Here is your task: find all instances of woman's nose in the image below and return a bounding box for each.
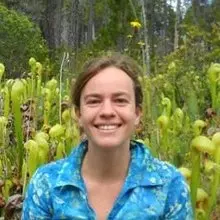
[99,100,115,118]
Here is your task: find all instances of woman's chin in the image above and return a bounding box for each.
[91,138,128,151]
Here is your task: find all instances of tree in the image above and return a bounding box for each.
[174,0,181,50]
[0,4,48,77]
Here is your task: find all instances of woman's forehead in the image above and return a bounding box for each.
[86,67,133,84]
[82,68,134,94]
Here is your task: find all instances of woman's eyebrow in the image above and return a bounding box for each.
[83,91,130,100]
[112,92,130,98]
[84,93,101,100]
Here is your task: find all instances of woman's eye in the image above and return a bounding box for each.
[115,98,128,104]
[87,100,100,105]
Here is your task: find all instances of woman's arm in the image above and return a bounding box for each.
[164,173,194,220]
[22,168,52,220]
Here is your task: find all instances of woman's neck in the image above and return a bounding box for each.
[81,143,131,183]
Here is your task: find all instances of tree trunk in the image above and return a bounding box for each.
[192,0,201,25]
[87,0,96,43]
[174,0,181,50]
[162,0,168,55]
[141,0,150,75]
[40,0,63,49]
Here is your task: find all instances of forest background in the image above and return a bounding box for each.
[1,0,220,79]
[0,0,220,219]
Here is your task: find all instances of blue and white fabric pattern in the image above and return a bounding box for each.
[22,140,194,219]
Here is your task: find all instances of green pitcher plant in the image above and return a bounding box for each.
[190,135,215,215]
[205,132,220,218]
[11,79,26,176]
[207,63,220,111]
[49,124,65,160]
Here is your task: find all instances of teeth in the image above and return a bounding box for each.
[97,125,118,130]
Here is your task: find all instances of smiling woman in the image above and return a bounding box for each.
[76,66,141,151]
[22,53,193,220]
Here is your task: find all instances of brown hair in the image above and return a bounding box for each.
[71,53,143,109]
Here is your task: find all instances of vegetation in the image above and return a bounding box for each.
[0,56,220,219]
[0,4,48,78]
[0,0,219,219]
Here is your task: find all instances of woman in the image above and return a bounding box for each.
[22,53,193,219]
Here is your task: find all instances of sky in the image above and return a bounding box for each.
[168,0,214,13]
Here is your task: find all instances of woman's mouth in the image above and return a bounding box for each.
[95,124,121,131]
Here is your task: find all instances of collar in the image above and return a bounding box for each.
[54,140,87,191]
[123,140,163,190]
[54,140,163,191]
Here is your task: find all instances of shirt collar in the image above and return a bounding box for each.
[124,140,163,190]
[54,140,163,190]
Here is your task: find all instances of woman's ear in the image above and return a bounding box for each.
[73,108,82,126]
[135,106,142,125]
[74,107,80,118]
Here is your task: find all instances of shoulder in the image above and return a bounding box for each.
[29,142,84,188]
[152,157,184,182]
[26,157,68,199]
[133,140,187,186]
[22,155,71,219]
[137,144,193,218]
[142,149,193,218]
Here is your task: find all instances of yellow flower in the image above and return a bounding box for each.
[127,34,133,38]
[130,21,142,29]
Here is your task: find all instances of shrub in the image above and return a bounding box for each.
[0,4,48,78]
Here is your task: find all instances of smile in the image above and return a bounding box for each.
[95,124,121,130]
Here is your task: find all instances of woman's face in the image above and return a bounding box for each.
[77,66,141,150]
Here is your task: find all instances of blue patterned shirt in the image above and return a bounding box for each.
[22,140,193,219]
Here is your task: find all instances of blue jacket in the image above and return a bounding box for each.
[22,140,193,219]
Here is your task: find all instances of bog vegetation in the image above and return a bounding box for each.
[0,57,220,219]
[0,1,220,219]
